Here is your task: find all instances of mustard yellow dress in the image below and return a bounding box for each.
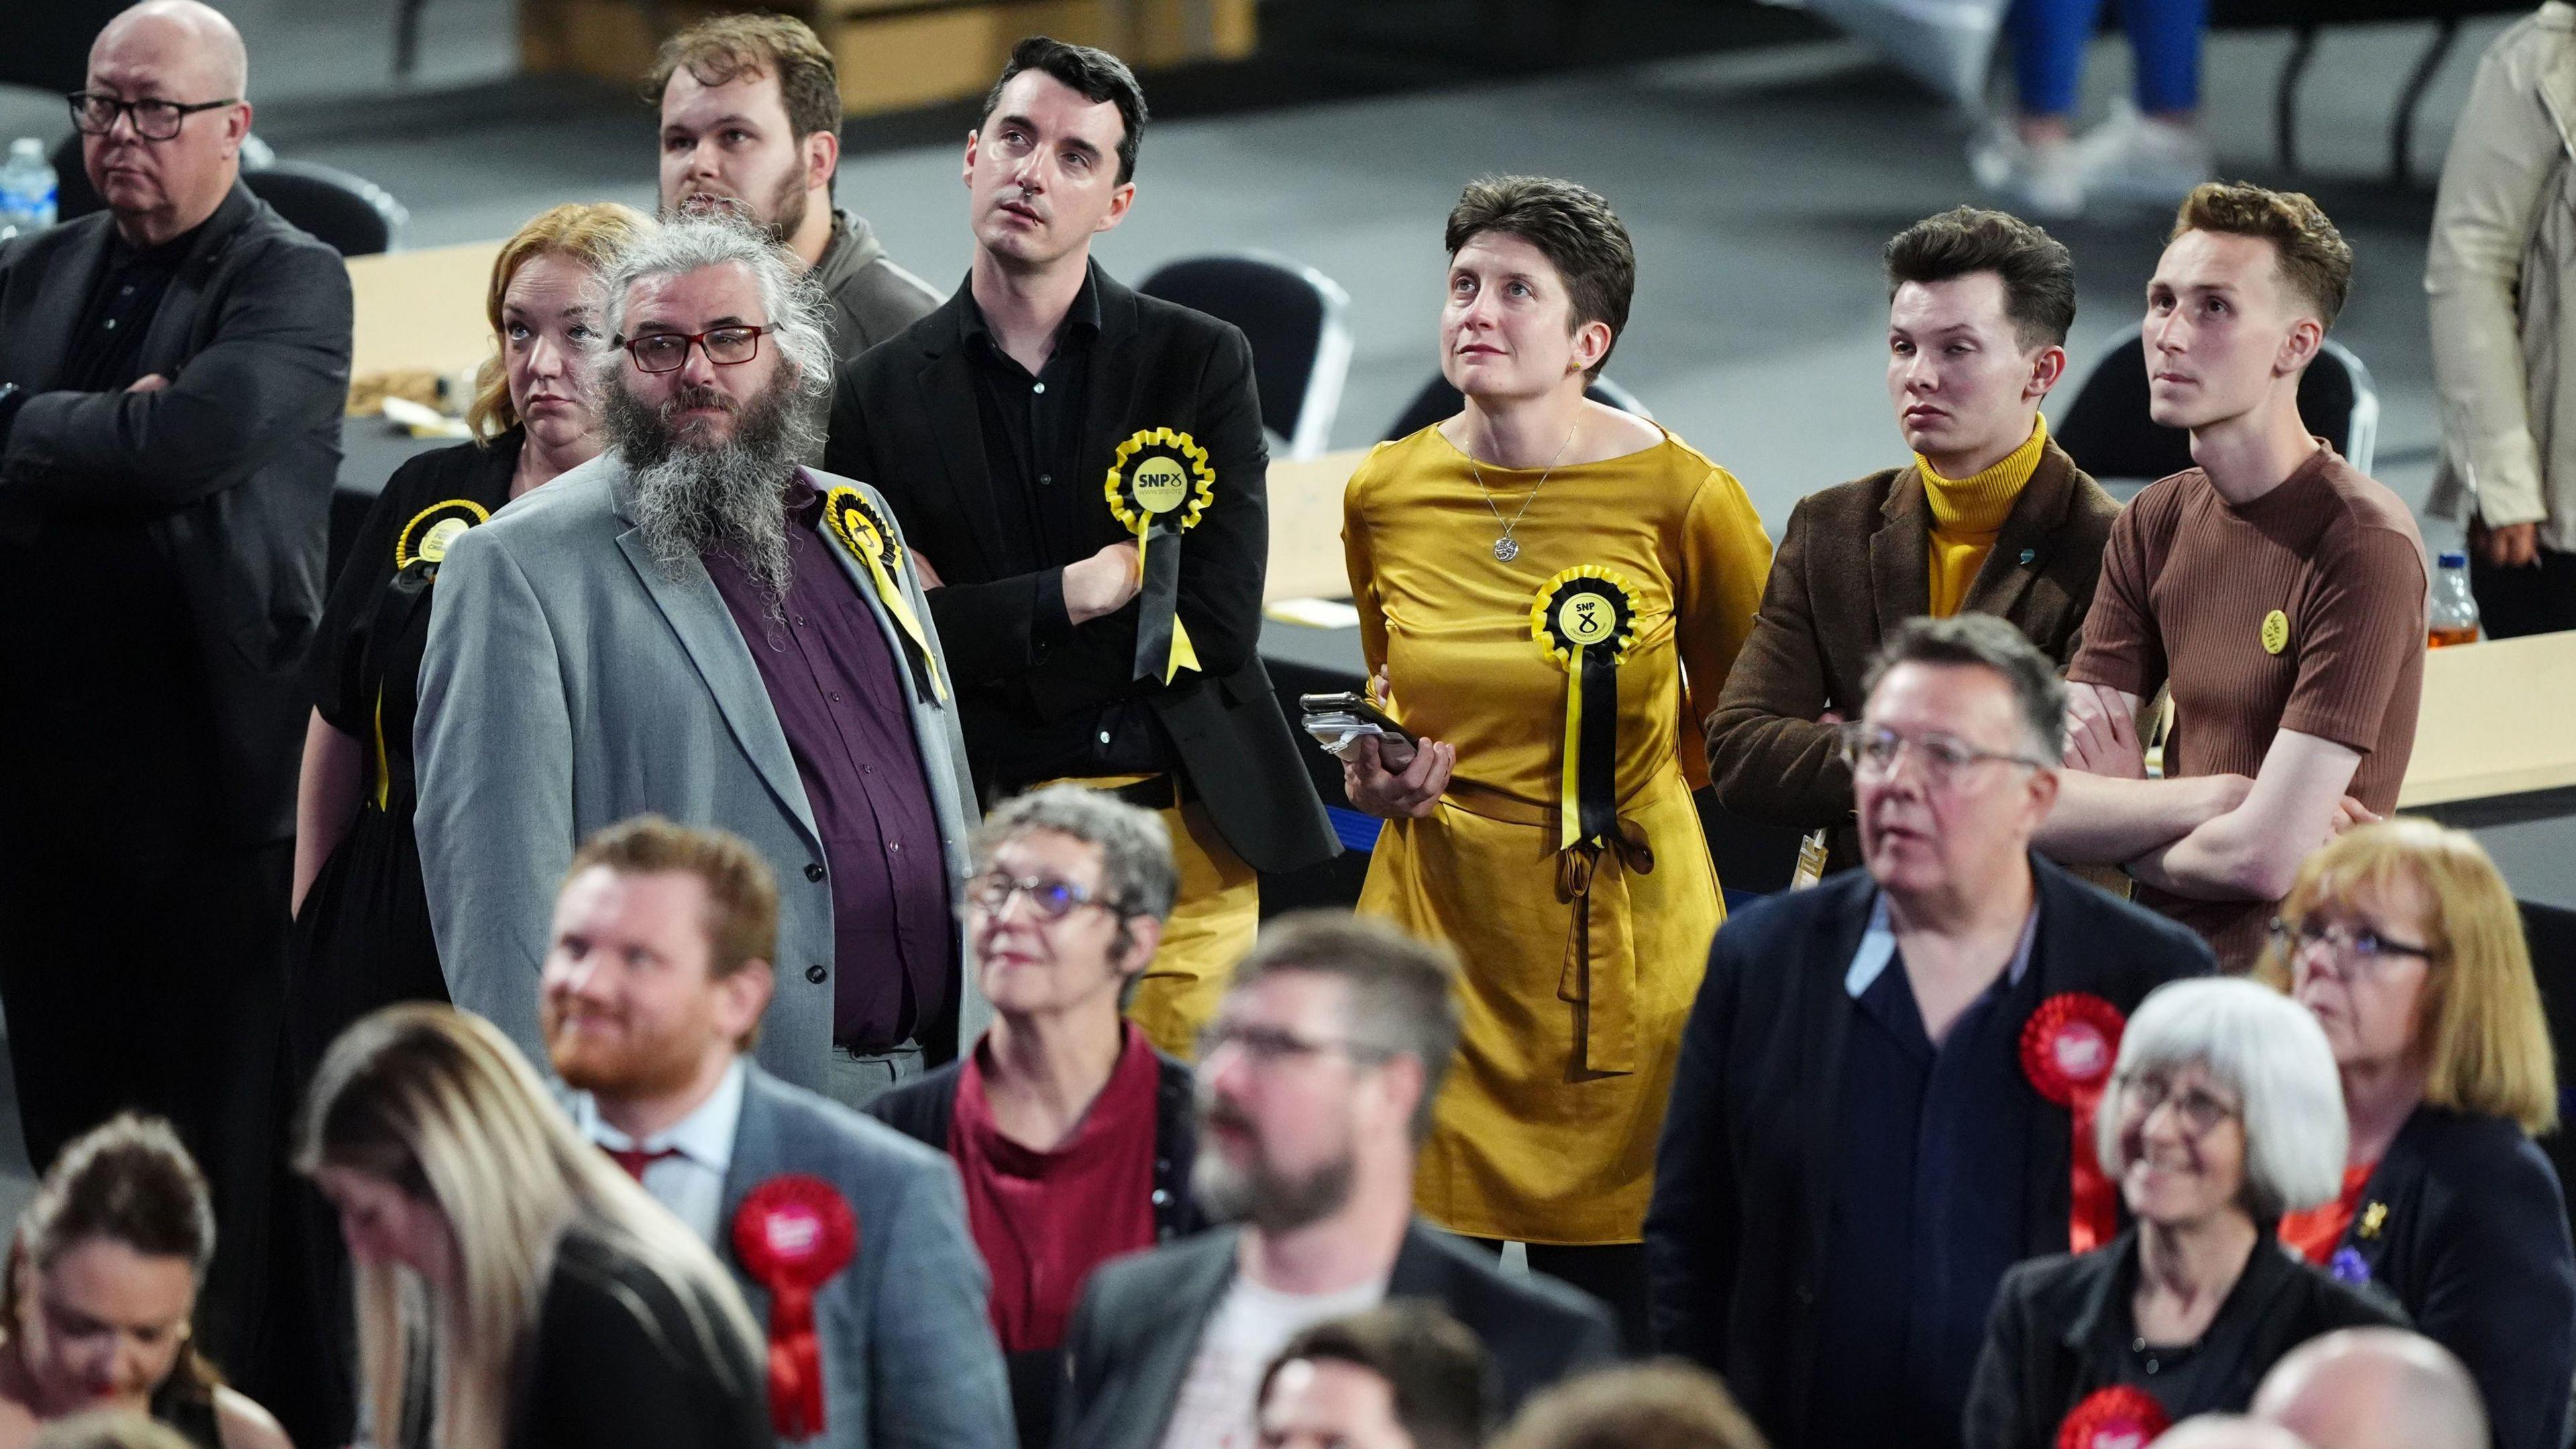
[1344,423,1772,1244]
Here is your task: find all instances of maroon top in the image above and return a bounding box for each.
[950,1022,1161,1354]
[702,476,952,1050]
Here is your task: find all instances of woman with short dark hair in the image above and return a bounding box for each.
[1339,175,1772,1340]
[0,1116,288,1449]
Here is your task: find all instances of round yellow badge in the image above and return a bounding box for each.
[1556,592,1616,646]
[417,517,471,564]
[1129,455,1190,515]
[2261,608,2290,656]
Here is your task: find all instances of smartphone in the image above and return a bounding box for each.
[1298,692,1415,747]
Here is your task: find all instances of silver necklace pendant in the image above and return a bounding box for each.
[1493,536,1520,563]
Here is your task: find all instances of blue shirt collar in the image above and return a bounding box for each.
[1845,892,2041,998]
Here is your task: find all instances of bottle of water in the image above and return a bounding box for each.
[0,139,57,243]
[2428,550,2481,648]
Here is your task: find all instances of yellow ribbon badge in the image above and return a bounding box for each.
[822,486,946,702]
[394,498,492,570]
[1105,427,1216,684]
[2261,608,2290,657]
[1531,566,1644,853]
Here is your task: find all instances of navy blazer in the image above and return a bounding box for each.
[720,1066,1016,1449]
[1645,855,2216,1448]
[2330,1106,2576,1449]
[1055,1222,1619,1449]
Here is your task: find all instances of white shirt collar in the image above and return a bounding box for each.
[573,1056,747,1176]
[1845,892,2041,998]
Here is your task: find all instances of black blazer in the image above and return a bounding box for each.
[1056,1222,1620,1449]
[867,1046,1208,1448]
[824,266,1336,875]
[0,181,352,843]
[1645,856,2216,1448]
[2328,1106,2576,1449]
[1962,1230,2406,1449]
[508,1224,769,1449]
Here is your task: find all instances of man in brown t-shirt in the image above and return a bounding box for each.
[2037,184,2427,968]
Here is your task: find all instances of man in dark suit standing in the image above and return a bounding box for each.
[1056,913,1618,1449]
[547,816,1015,1449]
[1648,615,2214,1449]
[825,38,1336,1061]
[1705,209,2116,879]
[0,0,350,1358]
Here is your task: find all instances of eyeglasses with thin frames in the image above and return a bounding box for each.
[963,869,1126,923]
[2269,916,2434,970]
[66,91,237,142]
[2117,1069,2241,1137]
[1196,1021,1395,1070]
[1837,722,2049,789]
[621,325,770,375]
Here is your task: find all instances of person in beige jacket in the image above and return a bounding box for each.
[2428,2,2576,638]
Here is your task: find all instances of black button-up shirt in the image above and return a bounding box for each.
[702,478,952,1052]
[958,275,1173,786]
[1809,900,2043,1449]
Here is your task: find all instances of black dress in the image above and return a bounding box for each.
[509,1224,771,1449]
[255,433,522,1449]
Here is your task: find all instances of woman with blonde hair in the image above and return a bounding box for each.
[2260,818,2575,1449]
[262,202,650,1448]
[0,1116,288,1449]
[296,1003,764,1449]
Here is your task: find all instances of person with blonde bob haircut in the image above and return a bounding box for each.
[1964,979,2400,1448]
[269,199,651,1449]
[2259,820,2575,1449]
[296,1002,767,1449]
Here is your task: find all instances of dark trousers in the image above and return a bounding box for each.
[1467,1238,1650,1356]
[0,839,291,1377]
[2471,547,2576,640]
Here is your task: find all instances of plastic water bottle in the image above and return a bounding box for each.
[2428,550,2481,648]
[0,139,57,243]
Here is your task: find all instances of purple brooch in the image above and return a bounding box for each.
[2328,1246,2372,1286]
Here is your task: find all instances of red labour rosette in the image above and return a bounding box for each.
[732,1175,858,1440]
[2055,1385,2171,1449]
[2022,991,2127,1253]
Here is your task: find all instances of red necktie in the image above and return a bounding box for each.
[604,1144,683,1181]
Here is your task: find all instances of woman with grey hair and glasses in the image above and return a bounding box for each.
[1964,977,2402,1449]
[867,784,1206,1447]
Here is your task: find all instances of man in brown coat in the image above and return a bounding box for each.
[1705,208,2118,875]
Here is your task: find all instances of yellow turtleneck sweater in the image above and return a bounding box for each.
[1918,417,2047,618]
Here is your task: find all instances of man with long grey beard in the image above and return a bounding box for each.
[415,213,985,1106]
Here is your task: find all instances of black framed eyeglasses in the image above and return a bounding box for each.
[620,325,769,374]
[964,869,1125,923]
[1836,722,2049,787]
[66,91,238,141]
[2269,916,2434,969]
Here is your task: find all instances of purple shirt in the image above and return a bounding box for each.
[702,478,952,1051]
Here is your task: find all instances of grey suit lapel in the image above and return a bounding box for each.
[607,471,820,848]
[1126,1232,1242,1447]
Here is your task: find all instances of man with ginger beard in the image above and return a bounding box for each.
[547,814,1012,1448]
[417,213,985,1106]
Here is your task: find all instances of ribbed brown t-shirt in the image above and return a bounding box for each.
[2068,443,2428,968]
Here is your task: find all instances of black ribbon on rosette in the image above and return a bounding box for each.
[1104,426,1214,684]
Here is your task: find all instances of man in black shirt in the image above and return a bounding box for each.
[826,38,1335,1057]
[0,0,352,1369]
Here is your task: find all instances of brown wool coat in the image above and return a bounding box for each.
[1703,438,2119,873]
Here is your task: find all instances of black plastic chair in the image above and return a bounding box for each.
[1139,252,1352,460]
[1381,372,1652,442]
[2053,325,2378,488]
[243,160,407,257]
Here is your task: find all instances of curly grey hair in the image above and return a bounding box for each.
[594,211,833,409]
[971,785,1179,924]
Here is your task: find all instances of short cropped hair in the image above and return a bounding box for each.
[1445,176,1636,381]
[649,13,843,145]
[1489,1362,1770,1449]
[596,211,834,408]
[568,815,780,983]
[1232,912,1462,1140]
[1259,1303,1490,1449]
[1861,613,2068,762]
[983,36,1148,185]
[468,202,653,443]
[2255,819,2558,1134]
[2097,978,2349,1220]
[973,785,1178,922]
[1884,207,2077,350]
[2171,181,2353,328]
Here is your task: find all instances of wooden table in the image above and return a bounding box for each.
[345,239,505,394]
[2398,631,2576,810]
[1263,448,1364,603]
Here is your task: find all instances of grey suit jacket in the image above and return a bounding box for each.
[415,455,986,1091]
[1057,1222,1620,1449]
[721,1065,1014,1449]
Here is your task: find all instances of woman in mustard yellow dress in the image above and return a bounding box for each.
[1340,176,1772,1342]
